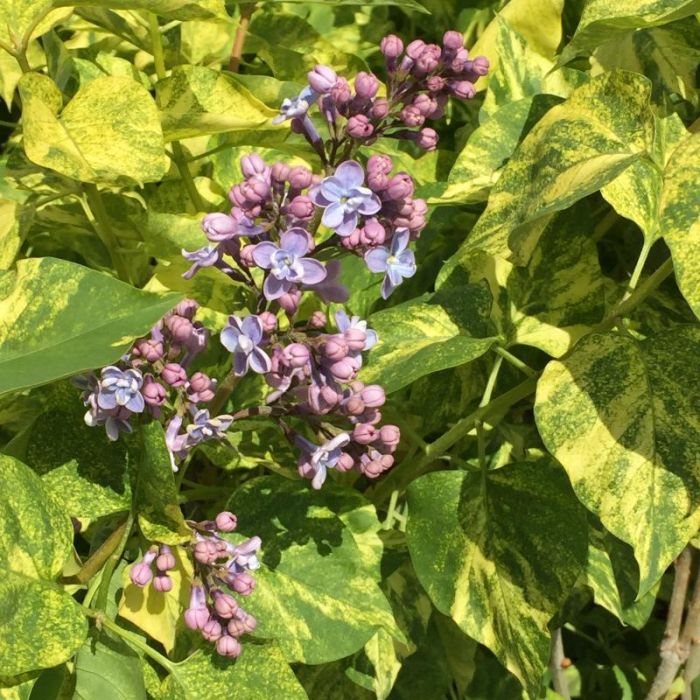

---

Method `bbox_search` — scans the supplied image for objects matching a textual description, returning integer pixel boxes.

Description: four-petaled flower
[98,366,145,413]
[185,409,234,447]
[253,228,327,300]
[297,433,351,489]
[309,161,381,236]
[272,86,318,125]
[364,229,416,299]
[221,315,272,376]
[182,245,219,279]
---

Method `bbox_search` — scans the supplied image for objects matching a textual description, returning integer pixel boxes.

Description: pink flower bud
[153,574,173,593]
[412,93,436,116]
[129,562,153,587]
[380,34,403,59]
[363,458,384,478]
[331,77,352,106]
[415,45,441,73]
[328,357,357,382]
[370,98,390,119]
[287,166,313,190]
[240,244,257,268]
[426,75,446,92]
[353,423,378,445]
[344,328,367,352]
[202,618,223,642]
[347,114,374,139]
[449,79,475,100]
[450,47,469,72]
[133,338,164,362]
[240,153,267,178]
[175,299,198,319]
[321,335,348,361]
[161,362,187,387]
[367,153,392,174]
[368,171,388,191]
[355,71,379,99]
[386,173,415,200]
[194,539,217,564]
[288,195,315,219]
[309,311,327,328]
[362,218,386,245]
[307,64,337,94]
[345,396,365,415]
[216,633,242,658]
[417,127,439,151]
[400,105,424,127]
[215,511,238,532]
[381,453,395,469]
[229,572,256,596]
[470,55,490,76]
[167,316,194,343]
[156,545,176,572]
[143,377,166,407]
[184,606,210,630]
[213,591,239,619]
[428,93,448,119]
[443,30,464,50]
[406,39,426,59]
[284,343,310,368]
[279,288,301,315]
[336,452,355,472]
[228,610,257,636]
[361,385,385,408]
[378,424,401,450]
[271,162,290,183]
[258,311,277,334]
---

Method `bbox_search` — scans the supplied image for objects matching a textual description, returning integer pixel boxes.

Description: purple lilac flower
[185,409,234,446]
[297,433,351,489]
[252,228,326,300]
[220,315,272,375]
[335,310,378,351]
[364,228,416,299]
[309,161,381,236]
[272,86,318,125]
[97,366,145,413]
[182,245,219,279]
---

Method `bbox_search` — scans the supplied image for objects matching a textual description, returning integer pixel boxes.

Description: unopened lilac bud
[386,173,415,200]
[194,539,217,564]
[380,454,395,469]
[344,328,367,352]
[161,362,187,387]
[416,45,441,73]
[347,114,374,139]
[364,458,384,478]
[321,335,348,361]
[188,372,215,402]
[443,30,464,50]
[228,610,257,636]
[353,423,378,445]
[328,357,357,381]
[450,47,469,72]
[284,343,310,368]
[241,153,267,178]
[175,299,198,319]
[230,572,256,596]
[368,154,393,175]
[215,511,238,532]
[279,288,301,316]
[449,79,475,99]
[378,424,401,451]
[156,545,176,572]
[406,39,426,59]
[309,310,327,328]
[428,93,448,119]
[470,55,489,76]
[216,633,242,658]
[336,452,355,472]
[331,77,352,106]
[202,618,223,642]
[368,171,388,192]
[287,166,313,190]
[370,98,389,119]
[130,562,153,587]
[355,72,379,99]
[153,573,173,593]
[202,212,237,242]
[417,127,439,151]
[426,75,446,92]
[271,162,290,183]
[240,244,256,268]
[308,64,337,93]
[362,218,386,245]
[213,591,239,619]
[361,385,385,408]
[167,316,194,343]
[321,384,341,408]
[258,311,277,334]
[288,195,315,219]
[345,395,365,415]
[134,338,164,362]
[413,94,436,116]
[400,105,424,127]
[380,34,403,59]
[184,606,210,630]
[142,377,166,407]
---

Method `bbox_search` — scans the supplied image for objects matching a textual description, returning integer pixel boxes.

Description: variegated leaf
[0,1,71,46]
[535,328,700,595]
[406,460,588,697]
[59,0,226,20]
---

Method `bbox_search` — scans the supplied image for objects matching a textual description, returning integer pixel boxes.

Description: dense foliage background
[0,0,699,698]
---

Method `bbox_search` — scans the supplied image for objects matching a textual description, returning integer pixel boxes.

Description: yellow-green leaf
[406,460,588,698]
[535,328,700,595]
[19,73,167,185]
[62,0,226,20]
[0,258,181,395]
[0,2,71,46]
[0,200,31,270]
[157,65,277,142]
[450,70,654,265]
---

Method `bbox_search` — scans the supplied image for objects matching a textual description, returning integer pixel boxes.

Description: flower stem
[476,355,503,472]
[94,512,134,612]
[228,3,256,72]
[493,345,536,378]
[148,13,167,80]
[624,239,653,300]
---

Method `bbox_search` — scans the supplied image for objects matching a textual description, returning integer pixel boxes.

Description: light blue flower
[296,433,351,489]
[272,86,318,124]
[185,409,234,447]
[181,245,219,279]
[220,315,272,376]
[364,228,416,299]
[97,366,145,413]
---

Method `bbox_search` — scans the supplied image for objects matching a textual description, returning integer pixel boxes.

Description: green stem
[83,608,174,672]
[624,239,653,300]
[95,512,133,612]
[493,345,537,378]
[83,183,132,283]
[477,355,503,472]
[170,142,206,212]
[147,13,166,80]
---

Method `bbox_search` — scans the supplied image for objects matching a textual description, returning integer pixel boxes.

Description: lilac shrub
[79,29,487,659]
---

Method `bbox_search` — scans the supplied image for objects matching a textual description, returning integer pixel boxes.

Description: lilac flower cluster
[185,512,260,658]
[76,300,232,470]
[130,544,177,592]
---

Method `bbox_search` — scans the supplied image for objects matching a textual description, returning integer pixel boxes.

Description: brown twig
[228,3,255,73]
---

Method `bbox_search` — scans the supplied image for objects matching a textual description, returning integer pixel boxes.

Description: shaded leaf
[61,0,226,21]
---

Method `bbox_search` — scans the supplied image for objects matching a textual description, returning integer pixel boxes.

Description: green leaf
[0,571,87,677]
[658,132,700,320]
[0,257,180,395]
[19,73,167,185]
[535,328,700,594]
[265,0,427,8]
[156,65,277,142]
[437,205,609,357]
[62,0,226,21]
[0,199,32,270]
[227,476,400,664]
[406,460,588,697]
[360,284,497,394]
[453,70,654,265]
[132,423,190,545]
[0,454,72,580]
[0,2,71,46]
[74,634,147,700]
[558,0,700,65]
[165,645,307,699]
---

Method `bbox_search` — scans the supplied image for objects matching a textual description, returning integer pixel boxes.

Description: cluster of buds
[130,544,177,592]
[184,512,261,658]
[76,300,233,470]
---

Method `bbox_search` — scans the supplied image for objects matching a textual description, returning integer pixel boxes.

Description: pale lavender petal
[391,228,410,255]
[381,275,394,300]
[335,211,358,236]
[311,463,327,490]
[220,326,241,352]
[249,347,272,374]
[300,258,327,285]
[356,191,382,215]
[233,350,248,376]
[97,391,117,410]
[320,177,345,202]
[322,202,346,229]
[308,183,332,207]
[252,242,278,269]
[364,329,378,349]
[335,310,350,332]
[280,228,310,257]
[334,160,365,189]
[387,265,404,287]
[364,247,389,273]
[125,391,145,413]
[264,274,289,300]
[241,315,263,344]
